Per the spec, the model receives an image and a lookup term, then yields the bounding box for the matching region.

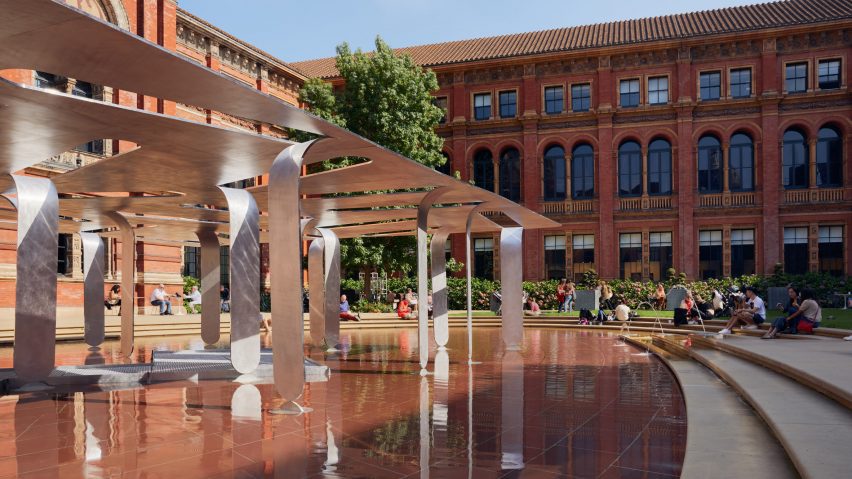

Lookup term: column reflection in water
[501,350,525,471]
[231,384,264,476]
[419,374,430,478]
[322,358,343,476]
[432,349,449,466]
[82,391,111,477]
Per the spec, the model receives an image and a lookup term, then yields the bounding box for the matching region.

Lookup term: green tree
[297,36,447,284]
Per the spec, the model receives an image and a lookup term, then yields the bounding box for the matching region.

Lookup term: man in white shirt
[720,286,765,334]
[150,283,173,315]
[185,285,201,313]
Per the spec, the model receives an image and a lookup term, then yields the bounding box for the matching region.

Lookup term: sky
[177,0,761,63]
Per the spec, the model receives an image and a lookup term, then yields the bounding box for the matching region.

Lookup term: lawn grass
[820,308,852,330]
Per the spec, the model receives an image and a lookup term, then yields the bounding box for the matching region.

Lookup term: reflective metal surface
[80,231,105,348]
[0,328,687,478]
[104,212,135,357]
[319,228,341,349]
[308,236,326,347]
[501,227,524,350]
[219,187,260,374]
[196,229,221,345]
[9,175,58,383]
[430,229,451,349]
[417,188,449,371]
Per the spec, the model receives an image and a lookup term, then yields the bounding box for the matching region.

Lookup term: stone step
[687,346,852,479]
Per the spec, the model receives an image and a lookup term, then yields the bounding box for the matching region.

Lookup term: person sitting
[339,294,361,321]
[719,286,765,334]
[397,294,416,320]
[694,294,715,321]
[150,283,173,315]
[525,297,542,317]
[105,284,121,314]
[427,293,434,319]
[220,285,230,312]
[259,313,272,332]
[184,285,202,313]
[654,283,667,310]
[763,288,821,339]
[614,299,631,322]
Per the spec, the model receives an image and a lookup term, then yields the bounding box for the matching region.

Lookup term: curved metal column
[430,229,451,349]
[197,229,221,345]
[500,227,524,350]
[81,232,105,348]
[319,228,341,350]
[9,175,58,383]
[500,350,525,471]
[105,212,136,357]
[269,141,314,404]
[218,187,261,374]
[416,188,449,371]
[307,237,325,347]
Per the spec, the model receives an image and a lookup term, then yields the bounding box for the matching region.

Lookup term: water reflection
[0,328,686,477]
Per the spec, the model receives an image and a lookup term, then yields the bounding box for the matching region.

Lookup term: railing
[540,199,595,215]
[619,196,672,211]
[699,191,756,208]
[784,188,845,204]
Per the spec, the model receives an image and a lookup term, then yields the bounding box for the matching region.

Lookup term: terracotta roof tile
[291,0,852,78]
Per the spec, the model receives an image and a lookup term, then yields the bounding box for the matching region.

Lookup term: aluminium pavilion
[0,0,558,408]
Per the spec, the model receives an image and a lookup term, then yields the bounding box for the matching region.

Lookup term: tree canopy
[297,36,447,278]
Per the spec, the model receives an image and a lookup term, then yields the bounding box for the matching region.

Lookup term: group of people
[715,285,822,338]
[556,279,576,313]
[105,283,231,316]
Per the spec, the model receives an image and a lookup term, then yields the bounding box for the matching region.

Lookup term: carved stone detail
[692,106,761,119]
[691,40,760,60]
[463,66,525,84]
[613,113,677,124]
[468,125,523,136]
[538,119,598,130]
[611,49,677,69]
[535,57,598,77]
[777,30,849,52]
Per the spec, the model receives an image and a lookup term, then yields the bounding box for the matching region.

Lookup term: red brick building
[293,0,852,282]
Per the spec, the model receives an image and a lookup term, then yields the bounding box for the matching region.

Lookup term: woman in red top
[556,278,567,313]
[397,295,415,319]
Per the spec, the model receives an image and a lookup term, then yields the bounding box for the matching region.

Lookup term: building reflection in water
[0,328,686,477]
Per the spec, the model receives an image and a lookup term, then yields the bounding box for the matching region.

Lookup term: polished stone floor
[0,328,686,478]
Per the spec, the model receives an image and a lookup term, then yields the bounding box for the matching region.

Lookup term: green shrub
[352,299,394,313]
[182,275,200,294]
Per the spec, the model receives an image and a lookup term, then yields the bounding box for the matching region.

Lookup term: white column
[430,229,451,349]
[416,188,449,371]
[501,227,524,350]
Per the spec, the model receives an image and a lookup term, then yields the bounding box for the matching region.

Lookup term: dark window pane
[436,151,452,175]
[729,133,754,191]
[782,129,808,189]
[499,91,516,118]
[618,141,642,196]
[648,139,671,195]
[499,148,521,202]
[544,86,563,114]
[783,227,808,275]
[619,233,642,280]
[648,77,668,105]
[816,127,842,187]
[818,60,841,89]
[620,79,639,107]
[543,146,567,201]
[572,144,595,200]
[571,84,590,112]
[473,150,494,191]
[700,72,721,100]
[698,135,723,193]
[786,63,808,93]
[730,68,751,98]
[473,93,491,120]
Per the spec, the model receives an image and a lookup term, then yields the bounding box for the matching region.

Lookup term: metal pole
[197,229,221,345]
[416,188,448,372]
[430,229,451,349]
[105,212,135,358]
[81,232,105,349]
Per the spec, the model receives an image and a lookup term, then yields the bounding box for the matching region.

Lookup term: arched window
[782,129,808,189]
[472,149,494,192]
[816,126,842,187]
[436,151,452,175]
[499,147,521,202]
[572,144,595,200]
[618,141,642,197]
[542,145,566,201]
[647,139,672,195]
[729,133,754,191]
[697,135,722,193]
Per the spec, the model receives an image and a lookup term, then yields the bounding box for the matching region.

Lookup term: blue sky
[178,0,760,62]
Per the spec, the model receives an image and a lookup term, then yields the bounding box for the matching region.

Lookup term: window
[619,233,642,280]
[444,239,452,262]
[818,59,841,89]
[499,148,521,202]
[57,233,72,275]
[472,150,494,192]
[785,63,808,93]
[71,80,93,98]
[184,246,200,278]
[436,151,452,175]
[35,71,64,91]
[648,77,668,105]
[474,238,494,279]
[544,235,566,280]
[544,86,563,114]
[649,232,672,281]
[499,90,516,118]
[572,144,595,200]
[618,141,642,197]
[572,234,595,279]
[729,133,754,191]
[782,129,808,189]
[730,68,752,98]
[697,135,723,193]
[816,126,842,187]
[818,226,844,276]
[699,71,721,101]
[223,178,256,189]
[571,83,590,112]
[647,139,672,195]
[619,79,640,107]
[730,229,755,277]
[220,245,230,287]
[783,227,808,275]
[433,96,448,124]
[698,230,723,279]
[543,145,566,201]
[473,93,491,120]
